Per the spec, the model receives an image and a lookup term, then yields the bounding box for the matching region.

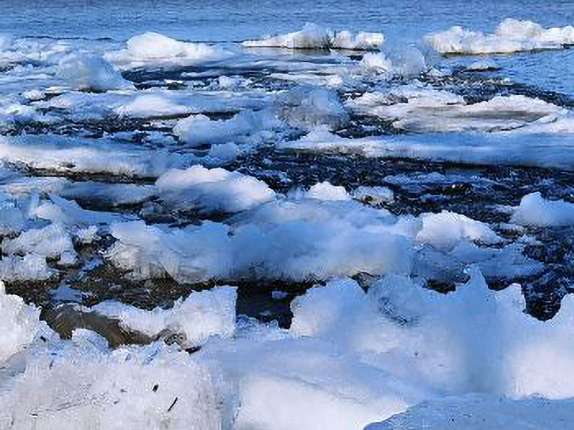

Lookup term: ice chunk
[2,222,75,259]
[56,53,134,91]
[0,281,40,363]
[244,23,384,50]
[427,19,574,54]
[156,165,276,212]
[92,286,237,347]
[0,254,55,282]
[107,32,233,70]
[511,192,574,227]
[352,186,394,204]
[306,181,351,201]
[174,110,278,147]
[416,211,501,251]
[0,339,232,430]
[276,87,349,131]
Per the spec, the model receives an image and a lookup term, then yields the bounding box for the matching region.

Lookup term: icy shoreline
[2,16,574,430]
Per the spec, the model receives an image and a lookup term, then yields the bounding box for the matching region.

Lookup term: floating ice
[243,23,384,51]
[56,53,134,91]
[92,286,237,347]
[511,192,574,227]
[174,110,279,147]
[0,135,192,178]
[156,165,276,213]
[279,125,574,170]
[347,86,566,132]
[107,32,233,70]
[427,18,574,54]
[277,87,349,131]
[416,211,502,251]
[306,181,351,201]
[0,280,40,363]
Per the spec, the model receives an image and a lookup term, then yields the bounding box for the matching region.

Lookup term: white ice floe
[305,181,351,201]
[276,86,349,131]
[56,53,134,91]
[511,192,574,227]
[427,18,574,54]
[156,165,276,212]
[0,135,192,177]
[347,85,566,133]
[106,32,233,70]
[92,286,237,347]
[416,211,502,251]
[360,48,429,78]
[243,23,384,51]
[174,109,280,147]
[279,126,574,170]
[107,198,413,282]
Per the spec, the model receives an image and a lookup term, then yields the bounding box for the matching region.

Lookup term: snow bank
[511,192,574,227]
[243,23,384,50]
[57,53,134,91]
[427,18,574,54]
[107,32,233,70]
[92,286,237,347]
[156,165,276,212]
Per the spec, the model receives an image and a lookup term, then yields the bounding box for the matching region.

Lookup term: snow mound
[511,192,574,227]
[56,54,134,91]
[243,23,384,51]
[156,165,276,213]
[427,18,574,54]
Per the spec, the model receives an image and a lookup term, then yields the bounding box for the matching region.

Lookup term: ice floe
[427,19,574,54]
[244,23,385,51]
